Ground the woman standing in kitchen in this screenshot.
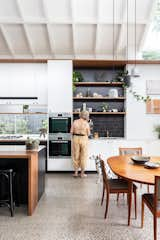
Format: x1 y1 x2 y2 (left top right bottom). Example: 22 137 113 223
70 111 90 178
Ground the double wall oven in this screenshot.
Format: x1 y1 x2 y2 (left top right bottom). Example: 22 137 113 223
49 113 71 158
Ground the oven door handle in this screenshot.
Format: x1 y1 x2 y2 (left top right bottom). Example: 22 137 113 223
50 140 69 143
50 117 69 120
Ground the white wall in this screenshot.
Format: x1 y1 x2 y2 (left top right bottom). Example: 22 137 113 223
126 64 160 140
0 63 47 104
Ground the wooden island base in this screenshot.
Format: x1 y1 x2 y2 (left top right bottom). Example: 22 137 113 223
0 146 46 216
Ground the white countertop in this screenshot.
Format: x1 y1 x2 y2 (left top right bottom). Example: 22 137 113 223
0 134 48 141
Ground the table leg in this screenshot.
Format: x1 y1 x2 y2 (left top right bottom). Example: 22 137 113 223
128 181 133 226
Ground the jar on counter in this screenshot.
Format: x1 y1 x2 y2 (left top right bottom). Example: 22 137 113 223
94 132 99 139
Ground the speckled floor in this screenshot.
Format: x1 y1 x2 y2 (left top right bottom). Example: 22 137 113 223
0 174 159 240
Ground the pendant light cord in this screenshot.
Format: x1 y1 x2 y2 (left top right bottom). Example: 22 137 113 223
135 0 137 67
113 0 115 62
127 0 128 64
112 0 115 80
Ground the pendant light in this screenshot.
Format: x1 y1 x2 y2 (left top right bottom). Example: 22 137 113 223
131 0 140 77
124 0 131 87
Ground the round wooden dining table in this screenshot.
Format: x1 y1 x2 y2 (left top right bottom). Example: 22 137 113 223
107 155 160 226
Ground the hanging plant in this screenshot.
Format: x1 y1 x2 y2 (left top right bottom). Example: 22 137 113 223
115 70 150 103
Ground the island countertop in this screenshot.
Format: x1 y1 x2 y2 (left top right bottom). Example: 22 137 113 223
0 145 46 157
0 145 46 216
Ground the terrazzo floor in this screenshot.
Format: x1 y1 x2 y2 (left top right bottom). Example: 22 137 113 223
0 174 159 240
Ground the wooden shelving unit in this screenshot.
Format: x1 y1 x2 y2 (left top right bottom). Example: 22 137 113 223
73 65 126 137
73 97 126 100
73 112 126 115
74 82 123 86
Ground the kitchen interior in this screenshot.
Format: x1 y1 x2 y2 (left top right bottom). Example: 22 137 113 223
0 0 160 240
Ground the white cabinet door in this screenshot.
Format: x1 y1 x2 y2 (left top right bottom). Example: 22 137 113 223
48 60 73 112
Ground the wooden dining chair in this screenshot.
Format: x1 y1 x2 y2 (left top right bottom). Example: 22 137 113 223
119 147 142 156
141 176 160 240
100 159 137 219
119 147 150 193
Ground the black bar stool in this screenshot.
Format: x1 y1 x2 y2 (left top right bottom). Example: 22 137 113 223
0 169 15 217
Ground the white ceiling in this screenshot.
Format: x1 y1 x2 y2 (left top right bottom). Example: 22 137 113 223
0 0 156 59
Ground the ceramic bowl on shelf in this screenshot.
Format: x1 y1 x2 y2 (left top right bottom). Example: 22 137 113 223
131 156 150 165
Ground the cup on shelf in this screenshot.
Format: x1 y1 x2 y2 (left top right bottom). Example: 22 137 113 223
112 109 118 112
87 108 92 112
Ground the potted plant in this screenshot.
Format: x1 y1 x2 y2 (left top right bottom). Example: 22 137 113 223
39 119 48 138
73 71 83 82
101 103 109 112
25 137 40 150
73 71 83 93
154 125 160 139
23 105 29 113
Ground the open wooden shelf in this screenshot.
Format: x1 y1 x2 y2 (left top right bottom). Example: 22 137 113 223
73 97 125 100
73 112 126 115
0 112 48 115
74 82 123 86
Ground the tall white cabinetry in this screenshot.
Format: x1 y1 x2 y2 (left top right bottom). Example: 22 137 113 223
48 60 73 113
47 60 73 171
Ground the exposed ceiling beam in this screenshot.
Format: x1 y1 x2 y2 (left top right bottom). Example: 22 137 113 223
0 25 15 57
41 0 55 57
23 24 35 57
71 0 76 59
0 19 148 25
138 0 157 52
15 0 35 58
116 0 127 57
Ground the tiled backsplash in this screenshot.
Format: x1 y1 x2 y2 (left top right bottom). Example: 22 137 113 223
91 115 124 137
0 114 47 134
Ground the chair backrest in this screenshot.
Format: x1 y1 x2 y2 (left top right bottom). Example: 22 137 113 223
119 147 142 156
154 176 160 211
100 160 109 190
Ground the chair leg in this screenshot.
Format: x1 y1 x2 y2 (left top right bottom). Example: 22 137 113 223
116 193 119 203
101 185 105 206
9 172 14 217
134 189 137 219
153 215 157 240
147 185 150 193
141 199 144 228
104 192 109 219
128 182 133 226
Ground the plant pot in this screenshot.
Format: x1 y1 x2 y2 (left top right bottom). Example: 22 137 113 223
23 108 29 113
26 143 39 150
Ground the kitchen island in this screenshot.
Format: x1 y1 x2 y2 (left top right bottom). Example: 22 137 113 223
0 145 46 215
